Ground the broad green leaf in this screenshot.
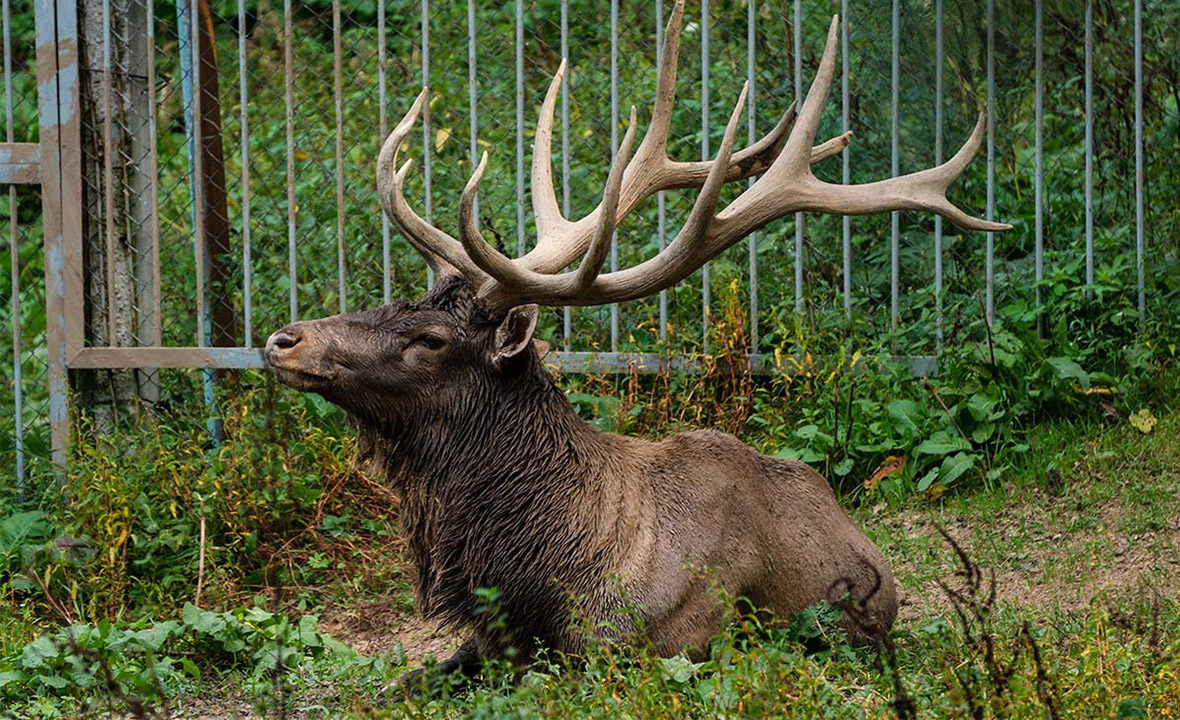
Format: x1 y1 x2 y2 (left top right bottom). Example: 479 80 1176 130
775 445 826 464
940 452 980 485
887 399 924 440
793 424 834 450
913 432 971 457
19 636 59 670
0 670 26 688
182 603 227 635
1045 357 1090 388
179 657 201 683
299 615 323 648
36 673 69 689
131 621 179 653
965 393 1000 422
971 422 996 443
658 655 702 684
245 607 275 624
916 467 940 492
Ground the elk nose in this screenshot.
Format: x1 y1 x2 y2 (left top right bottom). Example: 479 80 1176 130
266 327 302 352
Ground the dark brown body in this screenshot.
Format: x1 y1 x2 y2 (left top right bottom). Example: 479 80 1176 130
267 278 895 671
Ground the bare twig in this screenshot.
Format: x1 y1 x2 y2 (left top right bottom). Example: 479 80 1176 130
934 525 1063 718
924 378 971 451
28 566 74 626
828 568 915 720
195 494 207 608
1021 622 1062 720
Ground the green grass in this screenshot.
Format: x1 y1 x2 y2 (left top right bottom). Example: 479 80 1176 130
2 395 1177 718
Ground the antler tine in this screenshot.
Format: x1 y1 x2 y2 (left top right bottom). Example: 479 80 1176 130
811 130 853 164
602 83 749 303
531 58 567 239
574 107 639 292
643 0 686 151
780 16 841 174
896 111 1012 232
459 152 528 286
677 83 748 261
465 109 642 305
378 88 483 278
631 0 795 192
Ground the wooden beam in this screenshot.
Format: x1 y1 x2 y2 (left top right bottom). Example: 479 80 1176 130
0 143 41 184
70 347 267 370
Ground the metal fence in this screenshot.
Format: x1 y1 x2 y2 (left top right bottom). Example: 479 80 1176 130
3 0 1178 484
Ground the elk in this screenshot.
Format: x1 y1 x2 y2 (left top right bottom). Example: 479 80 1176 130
266 1 1009 683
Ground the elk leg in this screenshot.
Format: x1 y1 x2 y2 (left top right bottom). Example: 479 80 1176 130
384 636 483 698
435 635 483 677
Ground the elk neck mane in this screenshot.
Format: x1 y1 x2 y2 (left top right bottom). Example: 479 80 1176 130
348 278 622 637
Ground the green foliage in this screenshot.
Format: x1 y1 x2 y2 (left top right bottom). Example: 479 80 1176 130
563 266 1179 501
0 602 365 716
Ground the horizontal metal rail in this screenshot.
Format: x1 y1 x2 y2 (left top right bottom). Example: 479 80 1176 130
66 346 939 379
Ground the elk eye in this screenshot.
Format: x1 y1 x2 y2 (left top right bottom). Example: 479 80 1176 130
413 334 446 350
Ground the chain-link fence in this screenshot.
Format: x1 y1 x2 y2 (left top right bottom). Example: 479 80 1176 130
1 2 48 489
3 0 1180 485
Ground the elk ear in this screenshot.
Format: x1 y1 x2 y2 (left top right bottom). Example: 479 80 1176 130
532 339 551 361
493 304 539 366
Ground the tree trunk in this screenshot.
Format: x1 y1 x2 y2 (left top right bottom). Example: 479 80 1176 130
195 0 236 349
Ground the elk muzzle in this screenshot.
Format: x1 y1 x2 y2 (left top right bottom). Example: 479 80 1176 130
266 322 338 388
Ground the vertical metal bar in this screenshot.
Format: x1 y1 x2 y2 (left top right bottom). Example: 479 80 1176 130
467 0 478 225
1034 0 1043 336
189 0 217 443
1084 0 1093 292
746 0 757 351
889 0 899 333
148 0 160 344
333 0 346 312
238 0 250 344
655 0 667 342
985 0 995 324
701 0 709 351
793 0 802 316
7 182 18 486
841 0 850 324
379 0 389 301
515 0 524 256
4 0 21 489
561 0 571 350
1134 0 1144 317
284 0 296 322
103 0 117 345
610 0 619 351
934 0 943 351
421 0 433 289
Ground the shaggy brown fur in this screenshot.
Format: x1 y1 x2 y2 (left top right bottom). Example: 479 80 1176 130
266 276 896 673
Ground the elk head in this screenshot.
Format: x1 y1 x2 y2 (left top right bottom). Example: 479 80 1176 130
268 1 1009 413
265 278 542 426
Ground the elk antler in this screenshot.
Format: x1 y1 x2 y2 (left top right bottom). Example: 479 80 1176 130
378 1 1011 314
